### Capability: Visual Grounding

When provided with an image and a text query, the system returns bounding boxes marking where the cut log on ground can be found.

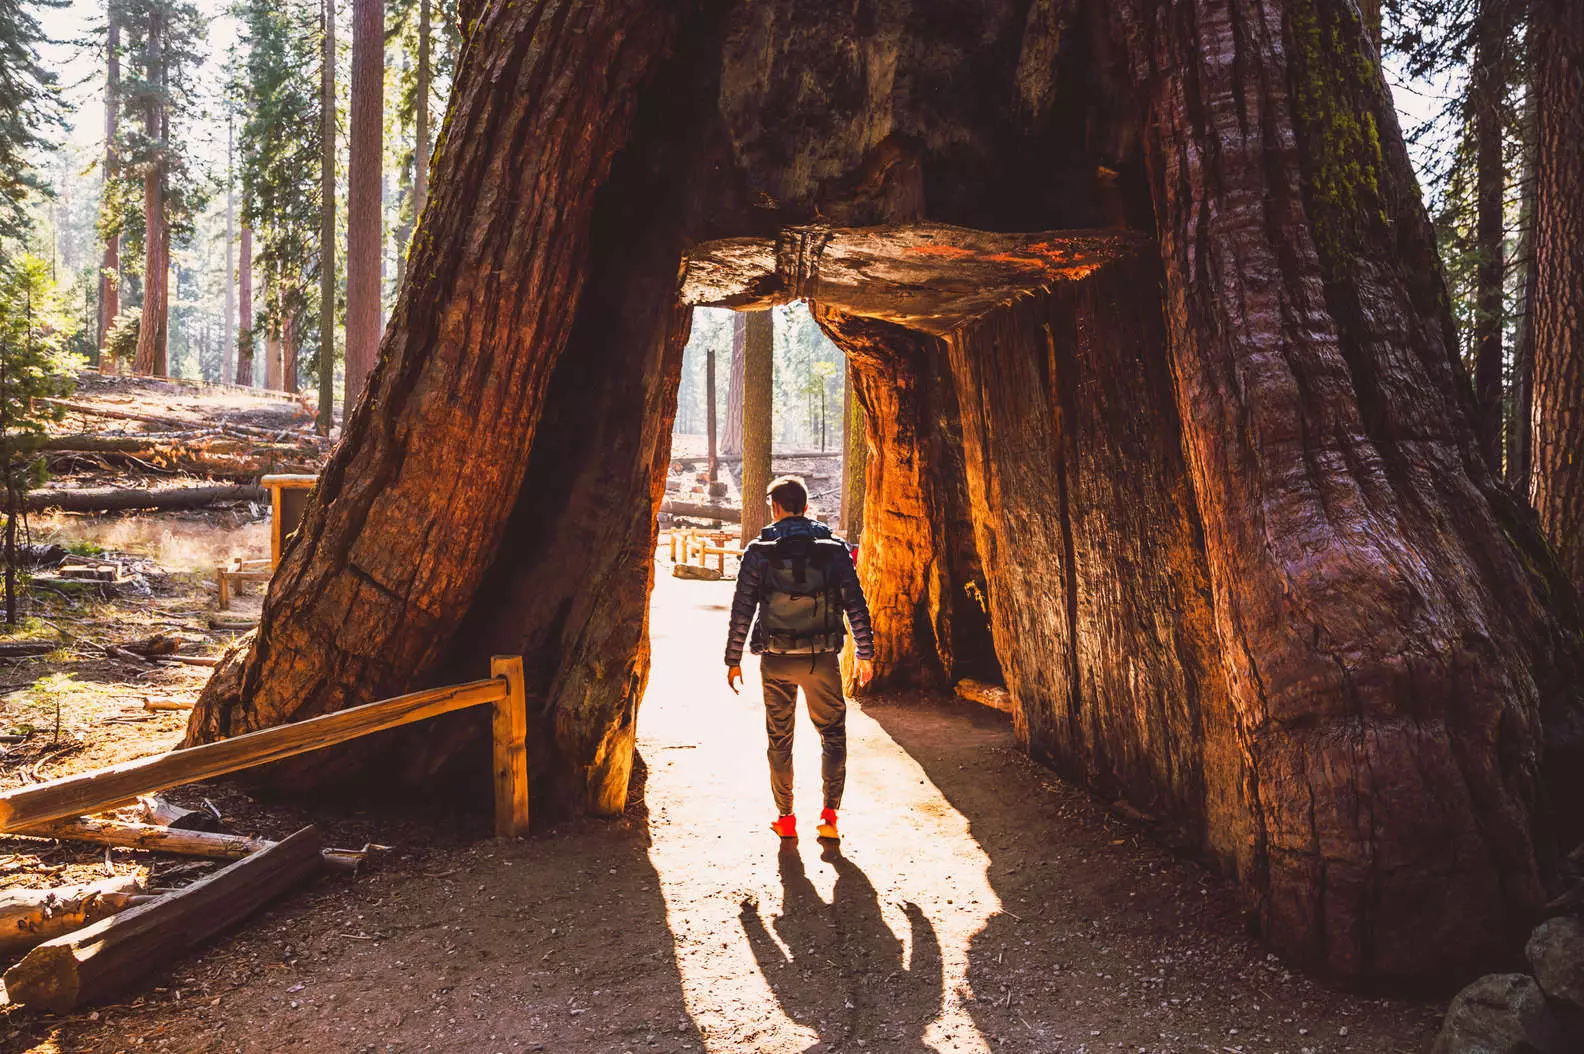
[660,499,740,523]
[0,642,57,659]
[34,433,325,480]
[0,876,146,960]
[25,484,265,514]
[2,826,323,1011]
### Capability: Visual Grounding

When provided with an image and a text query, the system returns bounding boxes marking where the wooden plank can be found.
[269,481,282,567]
[0,678,507,833]
[2,826,323,1011]
[490,656,529,838]
[259,474,319,488]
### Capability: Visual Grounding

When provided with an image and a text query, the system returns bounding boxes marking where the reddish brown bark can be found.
[343,0,383,409]
[1530,0,1584,591]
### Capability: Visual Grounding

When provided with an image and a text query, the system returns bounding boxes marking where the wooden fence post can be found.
[490,655,529,837]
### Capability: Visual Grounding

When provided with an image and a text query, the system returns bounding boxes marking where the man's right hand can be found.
[727,665,743,694]
[853,657,874,688]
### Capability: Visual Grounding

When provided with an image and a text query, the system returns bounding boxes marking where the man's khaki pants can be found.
[760,650,846,816]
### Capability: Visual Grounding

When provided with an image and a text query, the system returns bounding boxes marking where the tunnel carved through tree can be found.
[183,0,1583,990]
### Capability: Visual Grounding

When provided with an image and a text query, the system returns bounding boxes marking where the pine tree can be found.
[343,0,381,407]
[236,0,321,394]
[0,0,60,245]
[117,0,203,377]
[0,256,74,623]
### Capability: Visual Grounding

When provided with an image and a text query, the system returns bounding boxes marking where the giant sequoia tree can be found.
[189,0,1584,990]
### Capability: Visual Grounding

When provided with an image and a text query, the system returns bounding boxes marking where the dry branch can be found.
[0,875,146,959]
[2,826,323,1010]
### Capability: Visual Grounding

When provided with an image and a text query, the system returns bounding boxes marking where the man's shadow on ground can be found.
[741,840,943,1051]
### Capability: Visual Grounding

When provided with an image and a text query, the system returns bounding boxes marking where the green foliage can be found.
[0,0,63,243]
[236,0,322,387]
[105,306,141,363]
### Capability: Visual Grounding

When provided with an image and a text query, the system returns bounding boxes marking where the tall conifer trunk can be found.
[344,0,383,408]
[739,309,773,539]
[1530,0,1584,589]
[97,8,120,366]
[133,5,168,377]
[1471,0,1507,470]
[236,225,254,387]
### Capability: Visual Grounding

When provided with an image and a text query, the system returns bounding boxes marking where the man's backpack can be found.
[756,534,849,654]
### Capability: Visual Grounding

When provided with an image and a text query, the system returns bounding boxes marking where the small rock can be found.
[1526,916,1584,1014]
[1432,973,1569,1054]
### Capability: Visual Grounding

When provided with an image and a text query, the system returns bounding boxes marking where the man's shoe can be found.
[770,814,797,839]
[817,808,839,841]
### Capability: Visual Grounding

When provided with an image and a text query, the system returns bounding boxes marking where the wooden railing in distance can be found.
[0,656,530,838]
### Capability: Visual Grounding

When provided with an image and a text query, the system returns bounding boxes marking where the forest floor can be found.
[0,557,1442,1053]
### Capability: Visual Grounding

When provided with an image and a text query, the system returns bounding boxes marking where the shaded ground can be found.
[1,569,1440,1052]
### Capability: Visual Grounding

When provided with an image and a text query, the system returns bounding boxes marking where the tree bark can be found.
[282,300,299,394]
[236,226,254,387]
[739,309,773,539]
[97,8,120,367]
[1530,0,1584,591]
[1471,0,1507,472]
[318,0,337,435]
[721,312,745,455]
[1109,0,1584,984]
[344,0,384,410]
[133,5,167,377]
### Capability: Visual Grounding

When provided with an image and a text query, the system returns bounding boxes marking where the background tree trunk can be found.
[223,115,235,387]
[97,9,119,366]
[1530,0,1584,590]
[413,0,431,218]
[282,305,299,394]
[236,226,254,387]
[1471,0,1507,472]
[133,6,167,377]
[318,0,336,435]
[738,309,773,539]
[705,347,716,481]
[840,363,863,539]
[721,312,745,455]
[344,0,383,410]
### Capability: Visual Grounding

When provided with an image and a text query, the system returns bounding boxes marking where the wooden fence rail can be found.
[0,656,530,837]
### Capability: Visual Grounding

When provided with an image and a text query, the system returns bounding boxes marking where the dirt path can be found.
[7,572,1438,1053]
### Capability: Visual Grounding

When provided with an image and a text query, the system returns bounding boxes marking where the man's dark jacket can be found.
[724,516,874,666]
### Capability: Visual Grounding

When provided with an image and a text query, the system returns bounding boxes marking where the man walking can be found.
[726,476,874,841]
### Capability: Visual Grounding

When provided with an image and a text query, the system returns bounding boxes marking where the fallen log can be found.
[15,817,365,873]
[25,484,265,514]
[38,398,319,445]
[35,434,325,480]
[0,876,146,960]
[954,678,1014,714]
[0,642,57,659]
[2,826,323,1011]
[660,499,741,523]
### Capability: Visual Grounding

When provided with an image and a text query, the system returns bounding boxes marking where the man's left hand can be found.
[727,665,743,694]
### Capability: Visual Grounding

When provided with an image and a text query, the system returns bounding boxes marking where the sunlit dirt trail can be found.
[10,568,1439,1054]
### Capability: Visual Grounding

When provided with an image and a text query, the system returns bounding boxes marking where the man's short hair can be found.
[768,476,809,514]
